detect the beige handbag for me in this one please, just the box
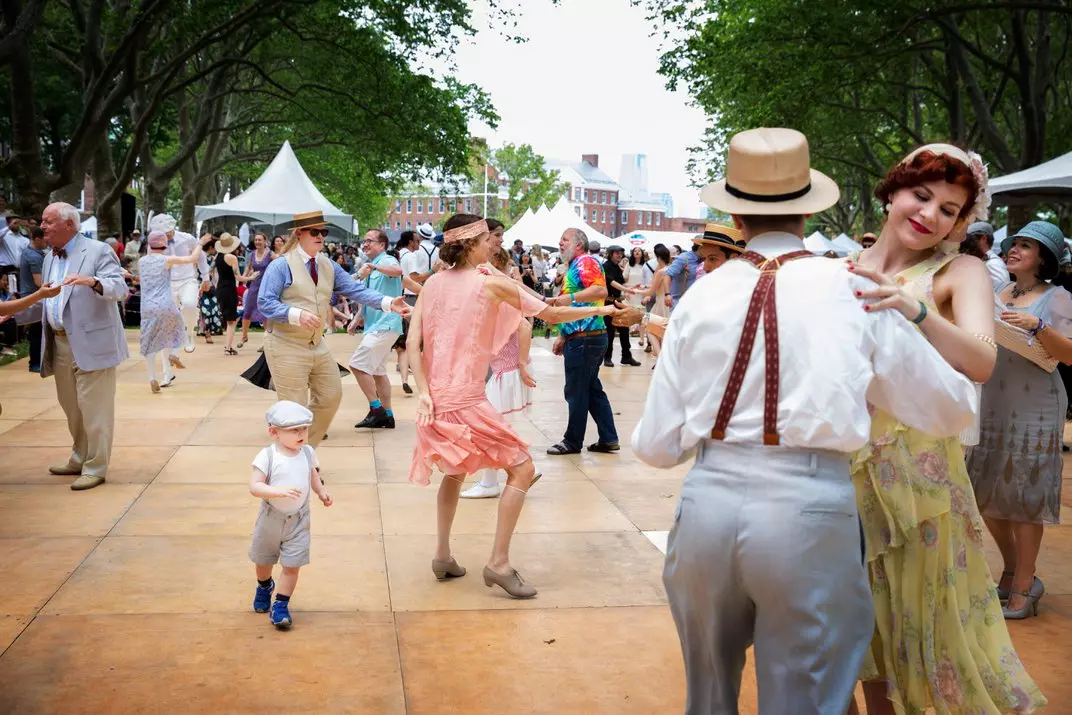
[994,319,1058,372]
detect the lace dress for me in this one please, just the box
[137,254,185,356]
[850,247,1045,713]
[243,249,272,323]
[409,269,546,485]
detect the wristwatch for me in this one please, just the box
[92,278,102,293]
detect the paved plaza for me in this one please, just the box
[0,331,1069,713]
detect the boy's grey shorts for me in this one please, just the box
[248,501,311,568]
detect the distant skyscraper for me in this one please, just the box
[619,154,649,196]
[652,192,675,218]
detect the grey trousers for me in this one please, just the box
[663,441,873,715]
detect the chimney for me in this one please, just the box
[581,154,599,167]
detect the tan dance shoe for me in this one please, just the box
[168,355,186,369]
[432,557,466,581]
[483,566,537,599]
[49,463,82,476]
[150,380,160,393]
[71,475,105,491]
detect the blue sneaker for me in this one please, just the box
[270,599,292,629]
[253,579,274,613]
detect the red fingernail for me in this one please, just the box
[863,305,871,311]
[854,291,861,297]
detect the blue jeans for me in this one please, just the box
[562,334,618,449]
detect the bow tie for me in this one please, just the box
[53,248,67,260]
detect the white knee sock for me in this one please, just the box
[479,469,500,488]
[146,352,158,381]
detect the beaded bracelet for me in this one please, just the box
[973,333,997,350]
[910,300,928,325]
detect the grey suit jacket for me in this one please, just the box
[40,235,130,377]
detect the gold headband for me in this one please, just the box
[443,219,488,244]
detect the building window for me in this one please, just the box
[645,211,651,225]
[438,199,445,213]
[610,193,616,204]
[584,190,589,202]
[656,213,661,227]
[590,210,597,223]
[395,199,402,212]
[599,191,605,204]
[574,187,582,201]
[406,199,412,213]
[417,199,423,213]
[575,206,581,217]
[394,221,400,229]
[465,199,472,212]
[620,210,627,224]
[405,221,411,230]
[601,210,606,223]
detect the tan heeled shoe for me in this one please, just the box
[483,566,537,599]
[432,557,466,581]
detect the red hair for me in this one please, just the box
[875,151,979,220]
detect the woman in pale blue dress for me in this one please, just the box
[138,231,203,392]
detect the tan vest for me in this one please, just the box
[268,250,336,347]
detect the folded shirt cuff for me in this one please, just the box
[287,307,302,325]
[380,296,392,313]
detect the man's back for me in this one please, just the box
[633,232,976,466]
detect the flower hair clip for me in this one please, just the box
[967,151,991,222]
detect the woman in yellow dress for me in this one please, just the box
[847,144,1045,714]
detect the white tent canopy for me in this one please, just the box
[195,141,353,232]
[504,197,612,248]
[80,216,98,239]
[989,150,1072,200]
[804,231,837,254]
[830,233,860,254]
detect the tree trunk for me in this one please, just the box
[5,0,50,217]
[1007,204,1035,234]
[92,136,121,238]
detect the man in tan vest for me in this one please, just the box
[258,211,409,445]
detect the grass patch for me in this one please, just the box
[0,339,29,367]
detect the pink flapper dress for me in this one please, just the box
[409,269,547,485]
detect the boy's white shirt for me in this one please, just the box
[252,444,319,514]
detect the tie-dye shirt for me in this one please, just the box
[559,254,607,336]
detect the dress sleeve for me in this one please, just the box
[490,280,546,355]
[1045,287,1072,338]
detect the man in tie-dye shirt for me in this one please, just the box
[545,228,619,456]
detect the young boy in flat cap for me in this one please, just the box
[249,400,332,629]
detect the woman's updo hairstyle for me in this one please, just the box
[439,213,487,266]
[875,150,980,221]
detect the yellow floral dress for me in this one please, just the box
[850,247,1045,714]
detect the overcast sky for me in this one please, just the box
[447,0,711,218]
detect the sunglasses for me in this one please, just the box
[303,228,330,238]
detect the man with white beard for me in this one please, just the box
[149,214,210,355]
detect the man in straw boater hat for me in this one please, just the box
[257,211,410,446]
[693,222,745,278]
[631,128,980,713]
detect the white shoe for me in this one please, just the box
[160,375,176,388]
[183,343,195,353]
[460,483,502,499]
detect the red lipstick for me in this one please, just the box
[908,219,932,235]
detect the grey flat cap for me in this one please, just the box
[265,400,314,429]
[588,239,602,253]
[967,221,994,236]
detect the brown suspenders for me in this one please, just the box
[710,250,817,446]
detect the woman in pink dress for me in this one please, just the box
[408,214,617,599]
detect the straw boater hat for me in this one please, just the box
[693,223,745,253]
[701,128,840,216]
[215,232,240,254]
[291,210,329,231]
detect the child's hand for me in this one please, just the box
[277,486,303,500]
[319,491,333,507]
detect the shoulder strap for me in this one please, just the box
[711,250,817,445]
[422,244,435,270]
[301,444,316,475]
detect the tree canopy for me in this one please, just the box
[0,0,503,234]
[645,0,1072,232]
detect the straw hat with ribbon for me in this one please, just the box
[215,232,240,254]
[701,128,840,216]
[693,223,746,253]
[290,210,329,231]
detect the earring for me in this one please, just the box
[885,203,893,212]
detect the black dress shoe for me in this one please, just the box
[546,441,581,455]
[603,359,614,368]
[354,411,394,429]
[587,442,621,453]
[621,358,642,366]
[402,382,413,394]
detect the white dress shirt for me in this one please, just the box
[165,230,208,283]
[0,226,29,268]
[984,255,1010,290]
[632,232,977,468]
[44,238,78,331]
[400,249,424,295]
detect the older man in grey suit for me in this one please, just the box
[40,202,129,490]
